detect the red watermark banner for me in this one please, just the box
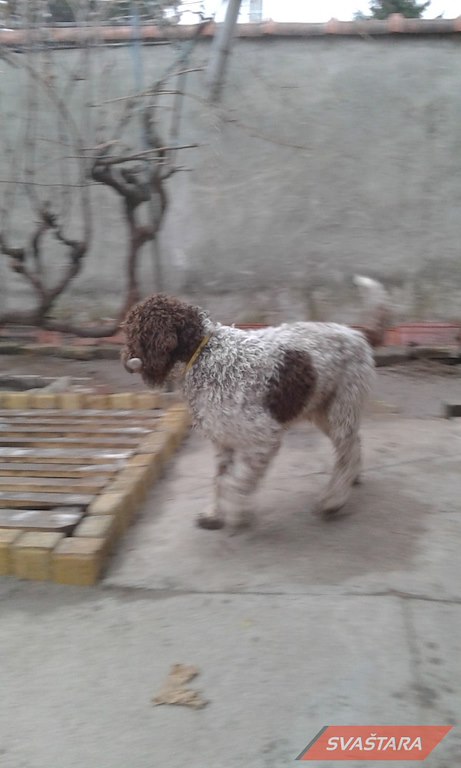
[296,725,453,761]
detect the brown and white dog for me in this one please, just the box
[121,276,391,530]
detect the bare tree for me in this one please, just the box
[0,4,208,336]
[89,17,208,320]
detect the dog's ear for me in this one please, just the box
[156,329,178,355]
[140,326,178,384]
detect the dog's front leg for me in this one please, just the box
[196,445,234,530]
[216,442,280,531]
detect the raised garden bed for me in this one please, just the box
[0,391,190,586]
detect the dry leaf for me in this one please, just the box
[152,663,208,710]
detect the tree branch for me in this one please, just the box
[42,320,121,338]
[85,143,198,165]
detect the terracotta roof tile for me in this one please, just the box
[1,16,461,47]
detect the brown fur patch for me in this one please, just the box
[264,349,316,424]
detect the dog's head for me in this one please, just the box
[121,294,207,388]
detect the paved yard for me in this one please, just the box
[0,364,460,767]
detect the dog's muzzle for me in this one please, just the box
[125,357,143,373]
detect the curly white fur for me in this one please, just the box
[123,276,391,531]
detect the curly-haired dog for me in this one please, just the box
[122,276,391,530]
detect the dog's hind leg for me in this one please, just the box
[316,430,361,517]
[312,410,362,488]
[313,403,363,517]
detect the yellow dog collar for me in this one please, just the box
[185,334,212,373]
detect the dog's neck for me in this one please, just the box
[174,307,215,366]
[185,332,213,372]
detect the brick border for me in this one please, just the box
[0,390,179,411]
[0,393,191,586]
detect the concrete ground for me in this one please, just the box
[1,364,461,767]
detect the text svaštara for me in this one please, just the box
[326,735,423,752]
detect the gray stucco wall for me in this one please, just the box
[2,36,461,325]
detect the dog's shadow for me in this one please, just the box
[192,474,431,588]
[116,430,434,592]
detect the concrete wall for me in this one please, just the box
[2,36,461,325]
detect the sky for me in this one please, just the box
[183,0,461,23]
[260,0,459,21]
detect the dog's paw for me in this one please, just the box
[196,513,225,531]
[226,510,255,535]
[312,497,348,520]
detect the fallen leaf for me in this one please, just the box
[152,664,208,709]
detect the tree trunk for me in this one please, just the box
[206,0,243,102]
[119,202,144,320]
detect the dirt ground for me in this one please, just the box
[0,353,459,418]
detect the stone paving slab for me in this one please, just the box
[0,425,152,436]
[408,602,461,734]
[106,417,461,602]
[0,585,458,768]
[0,462,126,476]
[0,408,460,768]
[0,507,84,533]
[0,448,134,462]
[0,435,142,448]
[0,476,109,493]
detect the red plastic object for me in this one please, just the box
[391,323,461,347]
[237,322,460,348]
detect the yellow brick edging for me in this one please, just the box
[13,531,65,581]
[0,399,190,585]
[53,537,107,586]
[1,392,31,409]
[0,528,23,575]
[0,389,178,411]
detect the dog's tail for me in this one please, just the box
[353,275,392,348]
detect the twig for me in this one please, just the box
[81,140,121,152]
[42,320,121,337]
[36,136,75,149]
[222,114,311,150]
[0,179,94,188]
[111,20,208,143]
[89,67,204,107]
[83,143,199,165]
